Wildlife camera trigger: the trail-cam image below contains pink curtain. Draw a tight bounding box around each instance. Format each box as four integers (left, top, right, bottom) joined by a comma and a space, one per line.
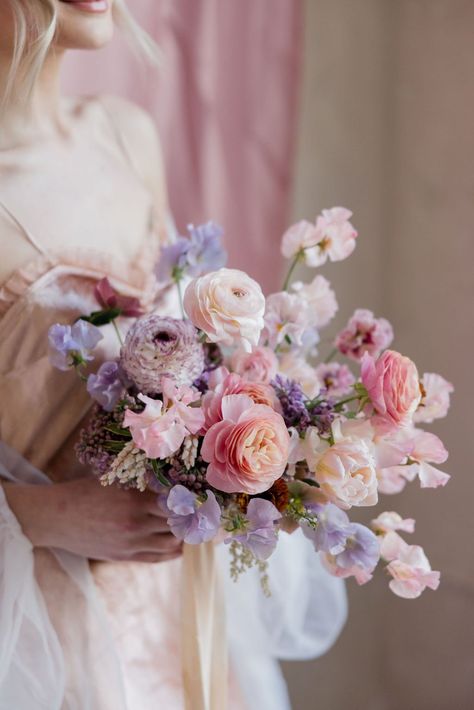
62, 0, 302, 292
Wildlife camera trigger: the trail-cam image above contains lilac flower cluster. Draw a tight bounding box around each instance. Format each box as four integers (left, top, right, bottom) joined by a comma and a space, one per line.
156, 221, 227, 283
271, 375, 311, 432
75, 405, 118, 476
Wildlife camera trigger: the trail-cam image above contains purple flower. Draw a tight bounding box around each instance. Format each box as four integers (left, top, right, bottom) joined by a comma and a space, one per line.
231, 498, 282, 560
332, 523, 380, 572
48, 321, 103, 371
166, 485, 221, 544
314, 362, 355, 397
87, 361, 124, 412
271, 375, 311, 432
155, 237, 190, 282
302, 503, 351, 554
186, 221, 227, 276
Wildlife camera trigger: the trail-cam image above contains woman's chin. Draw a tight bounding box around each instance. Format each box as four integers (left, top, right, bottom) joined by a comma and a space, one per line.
56, 0, 115, 50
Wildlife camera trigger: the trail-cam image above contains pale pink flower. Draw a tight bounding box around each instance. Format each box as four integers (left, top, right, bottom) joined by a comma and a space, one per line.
361, 350, 421, 427
291, 275, 338, 328
229, 346, 278, 384
371, 511, 415, 535
202, 367, 278, 430
386, 544, 440, 599
407, 429, 450, 488
315, 362, 355, 397
311, 207, 358, 267
335, 308, 393, 361
261, 291, 310, 349
414, 372, 454, 424
379, 530, 410, 561
377, 464, 418, 494
278, 353, 321, 399
303, 424, 378, 509
321, 553, 375, 585
201, 394, 290, 494
183, 268, 265, 352
281, 220, 319, 263
123, 378, 204, 459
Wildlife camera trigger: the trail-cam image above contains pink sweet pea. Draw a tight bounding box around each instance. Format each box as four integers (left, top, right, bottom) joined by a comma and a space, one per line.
291, 274, 338, 329
335, 308, 393, 361
281, 220, 319, 263
361, 350, 421, 427
408, 429, 451, 488
386, 544, 440, 599
201, 394, 290, 494
414, 372, 454, 423
311, 207, 358, 267
94, 277, 144, 317
123, 378, 204, 459
372, 512, 415, 535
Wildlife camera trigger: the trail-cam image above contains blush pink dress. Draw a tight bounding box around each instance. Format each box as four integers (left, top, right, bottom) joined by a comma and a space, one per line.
0, 110, 246, 709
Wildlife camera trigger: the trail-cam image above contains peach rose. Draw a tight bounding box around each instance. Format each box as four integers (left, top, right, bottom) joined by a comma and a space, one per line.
183, 268, 265, 352
303, 425, 378, 509
361, 350, 421, 427
229, 346, 278, 384
201, 394, 290, 494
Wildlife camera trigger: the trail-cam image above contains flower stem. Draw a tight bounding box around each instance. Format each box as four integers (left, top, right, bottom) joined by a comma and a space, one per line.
175, 277, 186, 319
282, 252, 301, 291
334, 394, 361, 408
112, 319, 124, 347
324, 347, 338, 363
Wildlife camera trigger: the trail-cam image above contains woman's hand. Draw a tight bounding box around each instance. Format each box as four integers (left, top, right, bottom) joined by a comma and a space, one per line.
2, 478, 182, 563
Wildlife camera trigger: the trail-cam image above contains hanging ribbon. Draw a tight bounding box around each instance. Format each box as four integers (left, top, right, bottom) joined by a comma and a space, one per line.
181, 542, 228, 710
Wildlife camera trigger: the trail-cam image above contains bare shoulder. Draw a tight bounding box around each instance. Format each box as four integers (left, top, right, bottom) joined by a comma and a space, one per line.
97, 95, 166, 194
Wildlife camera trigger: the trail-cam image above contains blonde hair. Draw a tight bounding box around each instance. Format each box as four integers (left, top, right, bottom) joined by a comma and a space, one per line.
3, 0, 160, 106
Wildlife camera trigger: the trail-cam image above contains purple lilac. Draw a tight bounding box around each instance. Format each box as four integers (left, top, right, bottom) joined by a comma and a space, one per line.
166, 485, 221, 544
271, 375, 311, 432
186, 221, 227, 276
231, 498, 282, 560
302, 503, 351, 554
48, 321, 103, 371
87, 361, 124, 412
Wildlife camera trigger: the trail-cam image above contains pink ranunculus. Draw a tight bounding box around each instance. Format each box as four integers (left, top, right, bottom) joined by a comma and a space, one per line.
261, 291, 310, 349
335, 308, 394, 361
361, 350, 422, 427
291, 274, 338, 329
183, 268, 265, 352
414, 372, 454, 423
386, 544, 440, 599
202, 367, 278, 430
201, 394, 290, 494
314, 362, 355, 397
230, 346, 278, 384
372, 511, 415, 535
123, 378, 204, 459
303, 425, 378, 509
311, 207, 358, 267
280, 219, 319, 263
278, 353, 321, 399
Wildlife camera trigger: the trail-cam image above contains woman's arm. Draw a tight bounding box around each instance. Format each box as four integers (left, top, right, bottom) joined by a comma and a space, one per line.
2, 478, 181, 563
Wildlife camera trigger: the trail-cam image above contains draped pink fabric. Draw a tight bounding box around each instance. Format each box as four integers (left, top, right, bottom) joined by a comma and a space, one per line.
62, 0, 303, 292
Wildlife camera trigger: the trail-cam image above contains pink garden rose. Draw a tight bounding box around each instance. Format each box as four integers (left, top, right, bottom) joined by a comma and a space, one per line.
201, 394, 290, 494
414, 372, 454, 424
303, 424, 378, 509
202, 367, 278, 430
335, 308, 393, 361
123, 378, 204, 459
361, 350, 421, 427
291, 274, 338, 328
183, 268, 265, 352
229, 346, 278, 384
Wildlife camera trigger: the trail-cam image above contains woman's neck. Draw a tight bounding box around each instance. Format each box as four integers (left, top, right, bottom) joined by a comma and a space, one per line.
0, 49, 67, 149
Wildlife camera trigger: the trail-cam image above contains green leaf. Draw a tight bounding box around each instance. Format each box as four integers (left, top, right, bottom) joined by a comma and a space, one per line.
104, 424, 132, 438
78, 307, 122, 326
103, 440, 127, 453
150, 458, 172, 487
302, 477, 320, 488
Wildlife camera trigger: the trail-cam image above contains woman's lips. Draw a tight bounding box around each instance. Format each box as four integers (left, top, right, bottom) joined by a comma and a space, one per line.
59, 0, 109, 14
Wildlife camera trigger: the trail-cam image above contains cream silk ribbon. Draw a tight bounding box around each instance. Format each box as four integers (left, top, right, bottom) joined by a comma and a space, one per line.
181, 542, 228, 710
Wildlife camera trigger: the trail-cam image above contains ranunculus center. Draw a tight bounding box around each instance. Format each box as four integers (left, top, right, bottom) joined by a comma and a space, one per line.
232, 287, 248, 298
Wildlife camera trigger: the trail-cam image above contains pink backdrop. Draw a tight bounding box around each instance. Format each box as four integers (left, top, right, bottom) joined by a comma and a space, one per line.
62, 0, 303, 292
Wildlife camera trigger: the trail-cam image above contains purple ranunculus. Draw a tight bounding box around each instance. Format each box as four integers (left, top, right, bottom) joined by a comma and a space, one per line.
155, 237, 190, 282
186, 221, 227, 277
48, 321, 103, 371
332, 522, 380, 572
87, 361, 124, 412
302, 503, 351, 555
231, 498, 282, 560
166, 485, 221, 544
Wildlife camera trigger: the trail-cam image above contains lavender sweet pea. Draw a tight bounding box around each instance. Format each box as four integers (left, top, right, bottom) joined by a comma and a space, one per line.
166, 485, 221, 544
332, 523, 380, 573
186, 221, 227, 276
87, 361, 124, 412
48, 321, 103, 371
302, 503, 351, 555
231, 498, 282, 560
155, 237, 190, 283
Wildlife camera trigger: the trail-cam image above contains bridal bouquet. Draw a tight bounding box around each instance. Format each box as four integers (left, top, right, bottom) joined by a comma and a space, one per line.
48, 211, 452, 599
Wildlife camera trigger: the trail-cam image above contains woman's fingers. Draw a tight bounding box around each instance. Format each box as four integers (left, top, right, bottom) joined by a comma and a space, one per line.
135, 532, 183, 555
131, 551, 182, 563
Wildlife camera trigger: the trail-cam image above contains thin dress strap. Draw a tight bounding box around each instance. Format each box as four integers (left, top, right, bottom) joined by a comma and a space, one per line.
99, 99, 145, 185
0, 198, 48, 256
